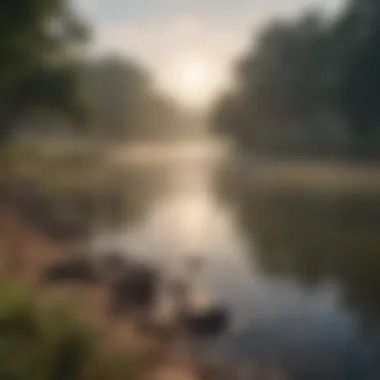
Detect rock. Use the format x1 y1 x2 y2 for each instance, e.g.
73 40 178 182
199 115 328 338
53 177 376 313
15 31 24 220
182 306 230 338
109 262 159 316
40 258 100 285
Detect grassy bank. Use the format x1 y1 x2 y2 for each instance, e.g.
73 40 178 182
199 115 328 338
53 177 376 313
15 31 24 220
0 208 206 380
0 275 141 380
0 143 130 238
235 156 380 194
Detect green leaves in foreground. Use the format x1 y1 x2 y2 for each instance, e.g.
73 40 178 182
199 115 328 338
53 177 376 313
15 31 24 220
0 278 137 380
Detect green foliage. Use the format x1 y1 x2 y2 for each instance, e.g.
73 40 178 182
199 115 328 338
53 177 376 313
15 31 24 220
0 278 137 380
83 56 191 142
0 0 89 143
0 0 194 144
212 0 380 158
337 1 380 137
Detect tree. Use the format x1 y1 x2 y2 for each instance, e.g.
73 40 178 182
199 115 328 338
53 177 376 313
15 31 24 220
335 0 380 138
83 57 149 140
83 56 189 142
0 0 89 144
213 12 335 153
212 0 380 158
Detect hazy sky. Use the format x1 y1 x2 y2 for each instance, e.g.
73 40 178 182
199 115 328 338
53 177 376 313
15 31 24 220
75 0 344 106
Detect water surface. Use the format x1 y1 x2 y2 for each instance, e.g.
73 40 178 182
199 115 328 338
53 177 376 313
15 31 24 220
91 154 380 379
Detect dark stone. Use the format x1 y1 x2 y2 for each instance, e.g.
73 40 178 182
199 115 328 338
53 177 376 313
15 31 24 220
110 263 159 316
182 306 230 338
40 259 100 285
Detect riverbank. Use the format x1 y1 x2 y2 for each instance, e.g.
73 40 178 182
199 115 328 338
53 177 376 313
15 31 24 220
0 181 230 380
4 146 365 380
232 155 380 193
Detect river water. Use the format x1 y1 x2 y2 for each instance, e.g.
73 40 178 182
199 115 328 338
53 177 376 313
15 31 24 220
89 155 380 380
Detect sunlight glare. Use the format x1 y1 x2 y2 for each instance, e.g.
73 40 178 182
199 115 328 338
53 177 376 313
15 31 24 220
156 55 226 108
180 60 207 89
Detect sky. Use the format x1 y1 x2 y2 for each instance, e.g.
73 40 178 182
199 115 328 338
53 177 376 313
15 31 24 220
75 0 344 108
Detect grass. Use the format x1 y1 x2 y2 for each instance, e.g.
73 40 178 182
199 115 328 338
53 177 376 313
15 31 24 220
0 275 140 380
237 157 380 194
0 142 125 229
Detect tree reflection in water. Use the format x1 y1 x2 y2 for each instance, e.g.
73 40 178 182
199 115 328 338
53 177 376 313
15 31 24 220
218 166 380 337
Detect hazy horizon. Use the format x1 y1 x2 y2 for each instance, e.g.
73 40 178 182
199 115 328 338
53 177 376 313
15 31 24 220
75 0 344 109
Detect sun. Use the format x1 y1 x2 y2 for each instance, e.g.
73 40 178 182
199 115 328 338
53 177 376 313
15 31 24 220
172 58 211 107
179 60 207 90
157 56 221 108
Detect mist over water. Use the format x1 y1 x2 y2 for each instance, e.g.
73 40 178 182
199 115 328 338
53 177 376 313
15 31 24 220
5 0 380 379
89 140 380 379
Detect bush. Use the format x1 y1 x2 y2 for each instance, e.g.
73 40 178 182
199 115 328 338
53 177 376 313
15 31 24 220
0 277 138 380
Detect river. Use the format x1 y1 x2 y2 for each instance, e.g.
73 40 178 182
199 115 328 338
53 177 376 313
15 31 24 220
88 148 380 380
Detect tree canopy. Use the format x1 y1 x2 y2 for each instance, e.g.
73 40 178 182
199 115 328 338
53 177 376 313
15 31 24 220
0 0 89 143
212 0 380 158
83 56 194 142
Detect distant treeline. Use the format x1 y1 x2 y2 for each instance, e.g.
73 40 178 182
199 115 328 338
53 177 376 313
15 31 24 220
80 57 200 142
0 0 199 146
212 0 380 159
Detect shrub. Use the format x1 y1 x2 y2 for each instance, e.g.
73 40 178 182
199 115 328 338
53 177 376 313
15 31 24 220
0 277 138 380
